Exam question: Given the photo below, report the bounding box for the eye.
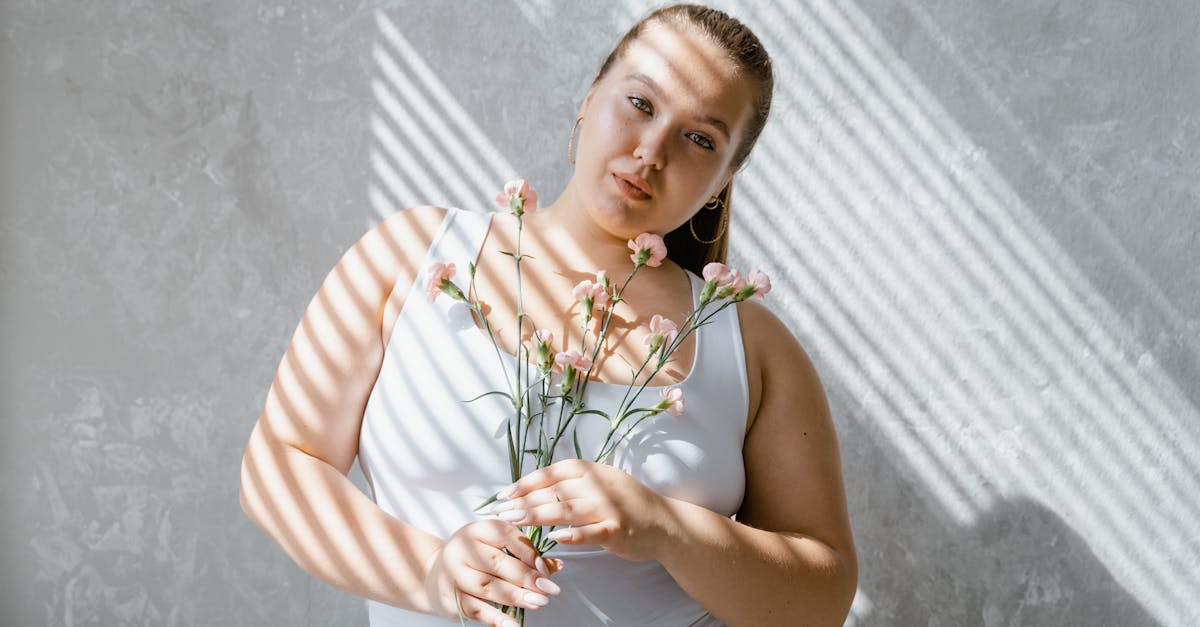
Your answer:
[627,95,652,114]
[687,132,715,151]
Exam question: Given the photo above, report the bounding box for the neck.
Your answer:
[515,180,667,280]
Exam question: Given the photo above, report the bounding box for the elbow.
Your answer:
[797,544,859,627]
[238,454,254,519]
[827,547,858,626]
[238,444,264,523]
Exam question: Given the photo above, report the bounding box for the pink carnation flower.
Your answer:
[523,329,555,369]
[494,179,538,213]
[642,314,679,348]
[595,269,610,288]
[658,386,685,416]
[554,350,593,371]
[702,262,739,287]
[424,261,456,303]
[522,328,555,355]
[627,232,667,268]
[572,279,610,307]
[745,269,772,299]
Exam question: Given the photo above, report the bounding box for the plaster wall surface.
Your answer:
[1,1,1196,625]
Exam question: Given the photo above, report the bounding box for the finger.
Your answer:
[469,522,544,570]
[532,496,599,527]
[499,459,591,500]
[533,555,565,578]
[465,544,561,600]
[497,527,542,569]
[546,520,616,546]
[490,479,584,515]
[458,563,552,611]
[455,591,523,627]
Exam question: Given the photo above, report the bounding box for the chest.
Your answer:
[464,260,700,389]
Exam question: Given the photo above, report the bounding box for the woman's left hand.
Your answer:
[487,459,678,563]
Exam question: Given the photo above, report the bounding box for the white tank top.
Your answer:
[358,207,750,626]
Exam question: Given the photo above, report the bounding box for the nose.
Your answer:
[632,122,668,170]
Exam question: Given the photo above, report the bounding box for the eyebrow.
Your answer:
[624,72,730,140]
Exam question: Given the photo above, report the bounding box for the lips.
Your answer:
[613,172,652,199]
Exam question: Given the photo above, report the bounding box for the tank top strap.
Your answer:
[684,269,750,432]
[423,206,492,276]
[408,207,497,355]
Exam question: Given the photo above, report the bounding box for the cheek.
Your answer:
[584,107,634,154]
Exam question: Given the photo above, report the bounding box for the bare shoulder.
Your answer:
[247,204,449,475]
[734,297,824,435]
[368,204,449,276]
[376,204,450,344]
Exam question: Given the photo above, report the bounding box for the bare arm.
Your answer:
[238,205,449,613]
[656,299,858,626]
[240,205,560,626]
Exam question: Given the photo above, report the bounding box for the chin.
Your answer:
[589,200,645,238]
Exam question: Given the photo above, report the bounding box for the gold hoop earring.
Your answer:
[689,196,728,244]
[567,116,583,165]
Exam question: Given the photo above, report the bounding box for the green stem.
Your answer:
[513,214,531,477]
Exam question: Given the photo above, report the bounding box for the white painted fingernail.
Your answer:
[489,500,516,513]
[536,577,561,595]
[535,556,551,578]
[547,529,572,542]
[497,509,526,522]
[524,591,550,607]
[502,620,520,627]
[497,484,517,500]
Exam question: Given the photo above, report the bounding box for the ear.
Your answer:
[716,173,734,197]
[579,85,596,118]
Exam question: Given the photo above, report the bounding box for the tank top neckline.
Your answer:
[455,208,703,392]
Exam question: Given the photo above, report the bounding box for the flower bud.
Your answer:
[561,364,576,391]
[646,333,664,355]
[596,270,611,292]
[440,280,467,302]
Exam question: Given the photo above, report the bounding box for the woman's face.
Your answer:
[573,23,755,239]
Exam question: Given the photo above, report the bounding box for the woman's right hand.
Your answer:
[423,520,562,626]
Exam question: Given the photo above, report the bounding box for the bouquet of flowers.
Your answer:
[424,180,771,625]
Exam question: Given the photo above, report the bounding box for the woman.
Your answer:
[240,4,857,626]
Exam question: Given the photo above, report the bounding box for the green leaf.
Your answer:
[573,427,584,459]
[506,427,518,482]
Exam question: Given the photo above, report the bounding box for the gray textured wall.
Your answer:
[2,1,1197,625]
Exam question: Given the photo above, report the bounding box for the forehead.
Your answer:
[613,24,753,128]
